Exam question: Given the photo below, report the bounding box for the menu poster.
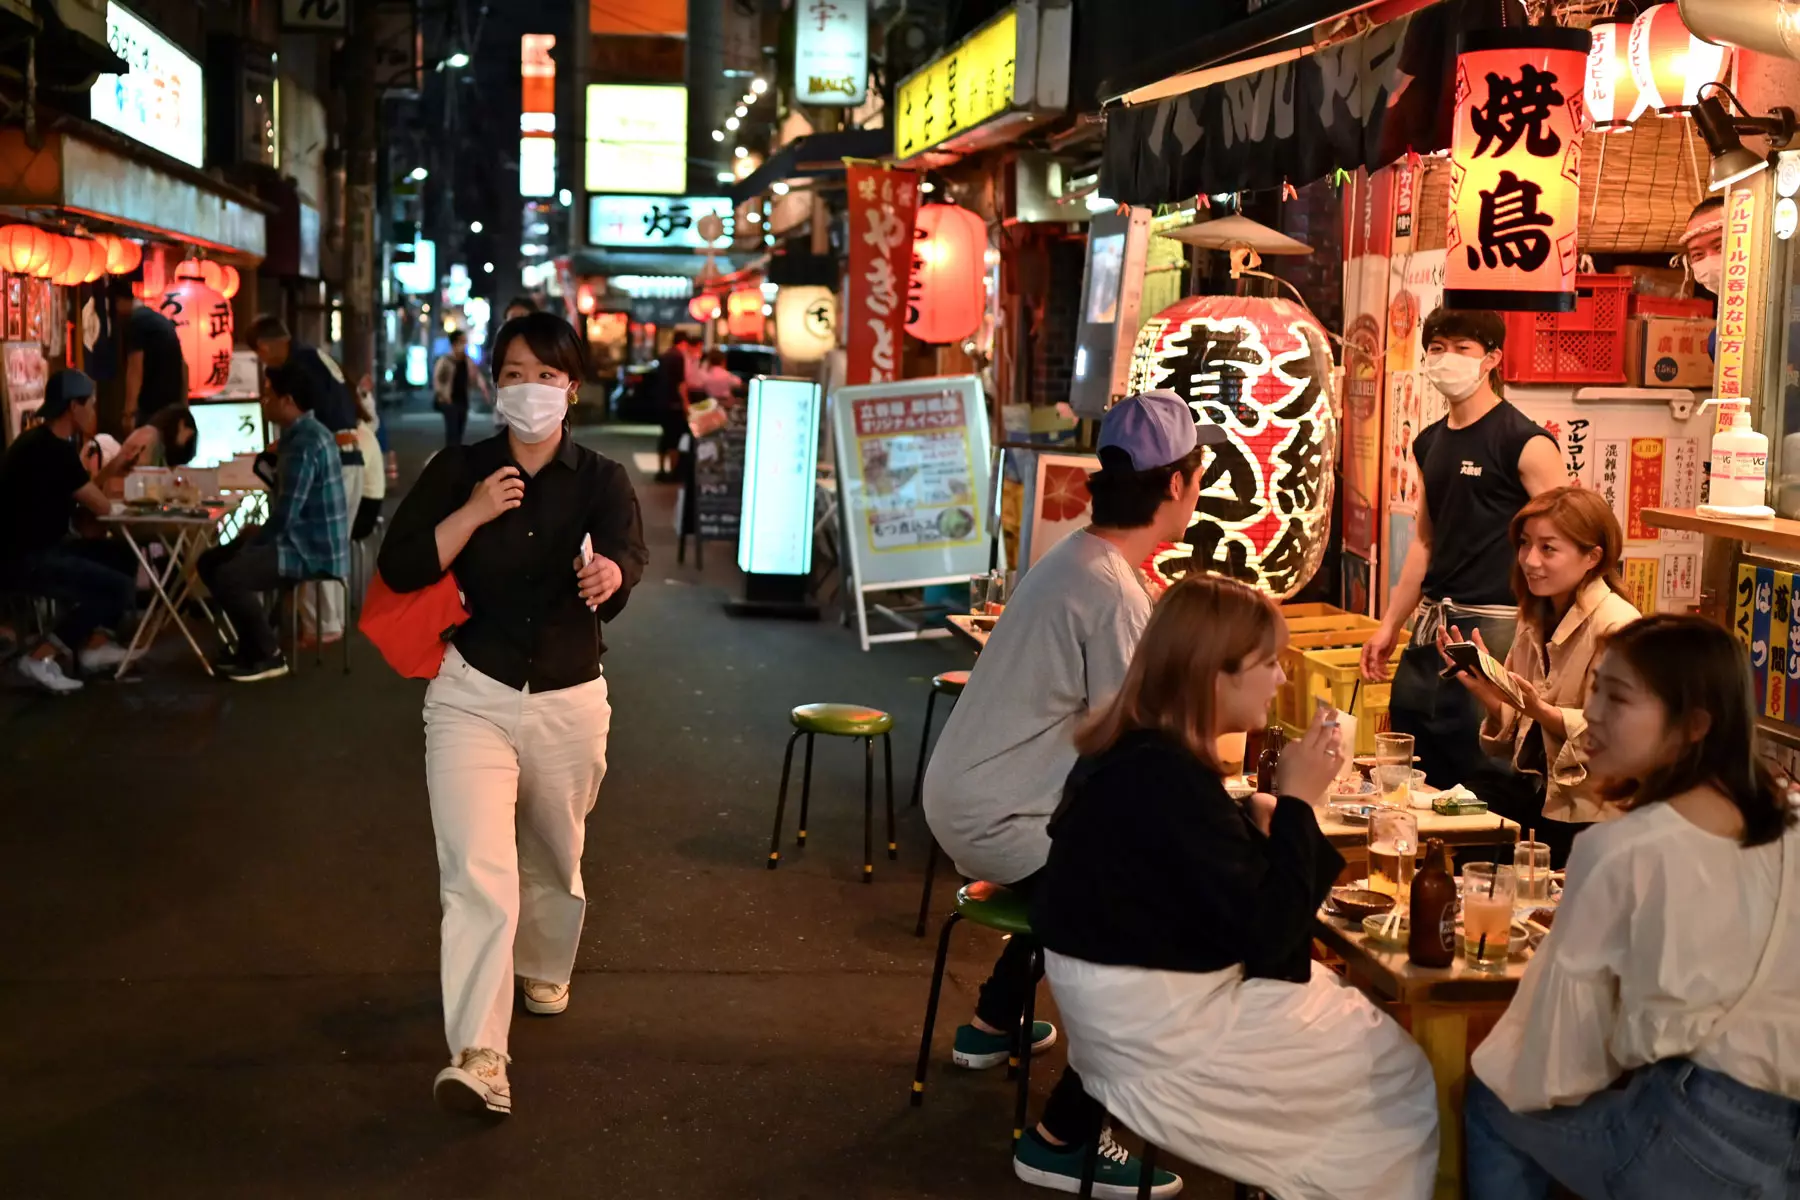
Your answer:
[1027,452,1100,568]
[1625,437,1665,542]
[695,397,749,543]
[2,340,47,444]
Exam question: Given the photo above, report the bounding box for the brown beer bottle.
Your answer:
[1254,725,1285,794]
[1408,838,1456,967]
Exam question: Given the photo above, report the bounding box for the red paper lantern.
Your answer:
[157,279,234,399]
[726,288,765,340]
[1445,27,1590,313]
[1584,21,1638,133]
[906,203,986,345]
[688,294,722,323]
[35,234,70,281]
[54,237,104,286]
[0,224,53,275]
[1126,294,1337,599]
[216,263,240,299]
[96,234,142,276]
[1629,3,1730,117]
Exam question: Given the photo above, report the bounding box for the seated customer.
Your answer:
[197,364,348,682]
[1467,615,1800,1199]
[1036,576,1440,1200]
[1438,487,1639,867]
[0,370,142,693]
[118,404,199,469]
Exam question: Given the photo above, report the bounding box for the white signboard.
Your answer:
[794,0,869,106]
[190,400,267,468]
[394,239,436,296]
[214,348,261,401]
[281,0,348,31]
[738,377,823,577]
[585,84,687,195]
[588,195,734,249]
[93,2,206,169]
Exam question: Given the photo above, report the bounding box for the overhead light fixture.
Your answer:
[483,261,494,272]
[751,78,768,94]
[771,181,790,195]
[726,116,740,131]
[735,146,749,159]
[746,211,761,224]
[470,220,484,233]
[409,167,429,181]
[920,181,936,194]
[735,106,747,118]
[445,51,471,69]
[712,129,725,142]
[716,171,735,183]
[558,188,572,206]
[1691,86,1793,191]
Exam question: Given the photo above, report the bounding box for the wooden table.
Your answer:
[100,498,244,677]
[1317,807,1520,852]
[1316,910,1528,1199]
[946,612,991,651]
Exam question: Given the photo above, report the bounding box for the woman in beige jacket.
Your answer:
[1437,486,1639,866]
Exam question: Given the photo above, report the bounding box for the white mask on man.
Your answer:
[1422,350,1488,402]
[1691,257,1723,295]
[493,383,568,443]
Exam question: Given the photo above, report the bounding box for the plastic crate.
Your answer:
[1628,294,1714,320]
[1502,274,1633,385]
[1277,644,1406,757]
[1279,602,1349,619]
[1276,614,1379,730]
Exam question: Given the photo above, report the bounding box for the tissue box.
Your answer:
[1625,316,1714,388]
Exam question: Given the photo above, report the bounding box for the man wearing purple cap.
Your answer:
[922,389,1215,1197]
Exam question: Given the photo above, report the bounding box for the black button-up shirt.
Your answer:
[378,430,647,692]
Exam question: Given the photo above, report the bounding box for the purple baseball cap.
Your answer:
[1098,389,1220,470]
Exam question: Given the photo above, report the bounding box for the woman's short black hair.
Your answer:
[149,403,198,466]
[1087,444,1206,529]
[491,311,588,382]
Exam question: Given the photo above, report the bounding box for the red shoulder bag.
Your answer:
[358,570,469,679]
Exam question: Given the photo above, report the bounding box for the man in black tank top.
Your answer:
[1359,309,1566,786]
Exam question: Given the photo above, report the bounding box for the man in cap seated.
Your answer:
[921,389,1221,1198]
[0,369,142,693]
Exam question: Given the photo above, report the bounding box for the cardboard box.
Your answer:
[1614,264,1690,298]
[1626,316,1715,388]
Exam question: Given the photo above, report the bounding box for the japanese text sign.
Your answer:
[93,1,206,170]
[587,196,734,249]
[794,0,868,106]
[895,8,1019,160]
[1444,28,1589,313]
[1716,185,1756,399]
[845,163,921,386]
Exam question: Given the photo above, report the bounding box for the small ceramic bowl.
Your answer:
[1327,886,1396,922]
[1361,911,1409,949]
[1224,775,1255,801]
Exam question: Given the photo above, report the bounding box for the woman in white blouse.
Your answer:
[1465,614,1800,1198]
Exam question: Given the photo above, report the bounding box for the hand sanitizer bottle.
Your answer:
[1711,404,1771,510]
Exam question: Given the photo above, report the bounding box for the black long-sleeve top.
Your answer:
[378,430,647,693]
[1032,728,1344,984]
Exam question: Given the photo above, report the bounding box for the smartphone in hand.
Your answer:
[578,534,597,612]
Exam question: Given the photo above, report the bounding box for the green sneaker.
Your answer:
[1013,1128,1183,1198]
[952,1020,1056,1069]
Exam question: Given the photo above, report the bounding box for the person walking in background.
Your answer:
[653,332,695,481]
[197,364,347,683]
[251,316,362,649]
[378,312,647,1118]
[1359,308,1566,787]
[1438,487,1639,867]
[109,280,186,429]
[432,330,492,447]
[1465,615,1800,1199]
[502,296,537,324]
[923,390,1221,1196]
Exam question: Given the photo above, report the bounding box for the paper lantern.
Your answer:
[35,234,70,281]
[688,294,722,322]
[54,237,104,286]
[216,263,240,299]
[774,285,838,363]
[1125,294,1337,599]
[906,203,986,345]
[0,225,53,275]
[97,234,142,275]
[1584,21,1638,133]
[156,279,234,399]
[1444,27,1589,313]
[1628,3,1730,118]
[726,287,765,340]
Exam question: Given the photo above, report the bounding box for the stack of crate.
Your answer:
[1276,603,1409,756]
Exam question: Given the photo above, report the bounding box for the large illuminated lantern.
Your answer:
[726,287,765,340]
[0,225,53,275]
[1584,20,1638,133]
[1628,3,1730,118]
[158,279,234,399]
[774,285,837,364]
[1444,27,1589,313]
[906,203,986,345]
[1126,293,1336,599]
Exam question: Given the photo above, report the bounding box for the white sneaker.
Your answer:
[521,978,569,1015]
[77,640,135,673]
[17,654,82,694]
[433,1047,511,1116]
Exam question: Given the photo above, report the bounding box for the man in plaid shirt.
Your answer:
[198,363,348,682]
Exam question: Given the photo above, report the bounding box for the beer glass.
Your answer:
[1374,732,1415,768]
[1368,810,1419,902]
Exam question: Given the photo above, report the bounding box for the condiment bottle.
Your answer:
[1254,724,1285,794]
[1408,837,1456,968]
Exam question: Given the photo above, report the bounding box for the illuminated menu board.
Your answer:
[737,377,821,577]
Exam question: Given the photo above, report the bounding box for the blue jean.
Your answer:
[1466,1061,1800,1199]
[3,541,137,647]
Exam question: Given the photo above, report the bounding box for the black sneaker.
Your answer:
[222,653,289,682]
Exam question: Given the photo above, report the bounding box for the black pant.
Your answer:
[1466,759,1589,870]
[3,540,136,647]
[197,538,284,661]
[1389,613,1518,789]
[973,869,1105,1146]
[441,401,468,447]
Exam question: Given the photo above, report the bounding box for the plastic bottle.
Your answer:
[1711,404,1771,509]
[1408,838,1457,968]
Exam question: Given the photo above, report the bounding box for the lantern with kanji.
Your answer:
[1125,293,1337,599]
[0,225,53,276]
[774,285,837,363]
[906,203,986,345]
[158,279,234,399]
[1584,20,1638,133]
[726,288,765,341]
[688,294,722,323]
[1628,3,1730,118]
[1444,27,1590,313]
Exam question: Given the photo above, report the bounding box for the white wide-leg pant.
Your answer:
[423,646,611,1057]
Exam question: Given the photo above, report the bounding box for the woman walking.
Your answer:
[379,312,647,1116]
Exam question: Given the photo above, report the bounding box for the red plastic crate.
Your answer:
[1502,274,1632,385]
[1628,294,1714,319]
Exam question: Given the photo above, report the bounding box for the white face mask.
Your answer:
[1692,257,1722,295]
[1422,350,1488,402]
[494,382,568,443]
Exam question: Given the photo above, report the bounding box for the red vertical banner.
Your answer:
[845,163,920,386]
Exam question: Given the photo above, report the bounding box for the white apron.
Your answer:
[1045,953,1439,1200]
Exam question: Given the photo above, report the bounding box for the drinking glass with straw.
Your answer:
[1463,862,1516,971]
[1515,831,1551,904]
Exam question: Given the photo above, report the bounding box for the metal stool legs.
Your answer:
[910,910,962,1106]
[769,727,892,881]
[914,837,941,936]
[1013,943,1044,1144]
[883,732,897,861]
[767,730,803,869]
[796,734,816,845]
[910,688,940,808]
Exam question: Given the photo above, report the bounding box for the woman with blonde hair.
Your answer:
[1438,486,1639,867]
[1033,575,1440,1200]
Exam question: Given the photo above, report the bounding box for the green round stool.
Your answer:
[767,703,896,882]
[911,670,971,937]
[910,881,1043,1146]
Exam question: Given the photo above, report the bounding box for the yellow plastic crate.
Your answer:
[1278,643,1407,756]
[1273,613,1408,731]
[1279,602,1350,620]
